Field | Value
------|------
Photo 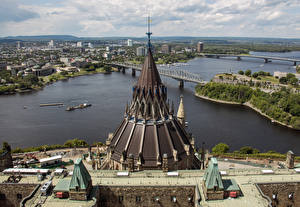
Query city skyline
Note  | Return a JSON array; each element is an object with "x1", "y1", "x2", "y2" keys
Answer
[{"x1": 1, "y1": 0, "x2": 300, "y2": 38}]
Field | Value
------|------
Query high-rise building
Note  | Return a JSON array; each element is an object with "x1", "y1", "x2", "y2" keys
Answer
[
  {"x1": 88, "y1": 42, "x2": 93, "y2": 48},
  {"x1": 127, "y1": 39, "x2": 133, "y2": 47},
  {"x1": 161, "y1": 44, "x2": 171, "y2": 54},
  {"x1": 49, "y1": 40, "x2": 54, "y2": 48},
  {"x1": 197, "y1": 42, "x2": 204, "y2": 53},
  {"x1": 136, "y1": 46, "x2": 146, "y2": 56},
  {"x1": 17, "y1": 41, "x2": 21, "y2": 50}
]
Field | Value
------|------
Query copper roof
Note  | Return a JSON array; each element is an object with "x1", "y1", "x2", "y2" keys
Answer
[{"x1": 136, "y1": 48, "x2": 162, "y2": 92}]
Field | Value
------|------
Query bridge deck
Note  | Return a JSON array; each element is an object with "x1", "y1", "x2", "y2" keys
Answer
[
  {"x1": 205, "y1": 54, "x2": 300, "y2": 62},
  {"x1": 110, "y1": 62, "x2": 206, "y2": 84}
]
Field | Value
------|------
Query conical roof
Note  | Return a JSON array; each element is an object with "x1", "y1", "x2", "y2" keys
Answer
[
  {"x1": 177, "y1": 95, "x2": 185, "y2": 119},
  {"x1": 137, "y1": 48, "x2": 162, "y2": 92},
  {"x1": 106, "y1": 28, "x2": 200, "y2": 170}
]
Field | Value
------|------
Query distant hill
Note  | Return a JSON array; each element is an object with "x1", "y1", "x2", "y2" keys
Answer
[
  {"x1": 1, "y1": 35, "x2": 80, "y2": 41},
  {"x1": 0, "y1": 35, "x2": 300, "y2": 44}
]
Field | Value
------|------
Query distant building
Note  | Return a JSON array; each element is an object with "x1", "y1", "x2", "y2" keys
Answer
[
  {"x1": 7, "y1": 65, "x2": 26, "y2": 76},
  {"x1": 136, "y1": 46, "x2": 146, "y2": 56},
  {"x1": 88, "y1": 42, "x2": 93, "y2": 48},
  {"x1": 161, "y1": 44, "x2": 171, "y2": 54},
  {"x1": 77, "y1": 42, "x2": 82, "y2": 48},
  {"x1": 274, "y1": 71, "x2": 287, "y2": 79},
  {"x1": 106, "y1": 46, "x2": 111, "y2": 52},
  {"x1": 197, "y1": 42, "x2": 204, "y2": 53},
  {"x1": 32, "y1": 65, "x2": 55, "y2": 76},
  {"x1": 103, "y1": 52, "x2": 112, "y2": 60},
  {"x1": 16, "y1": 41, "x2": 21, "y2": 50},
  {"x1": 49, "y1": 40, "x2": 54, "y2": 48},
  {"x1": 127, "y1": 39, "x2": 133, "y2": 47}
]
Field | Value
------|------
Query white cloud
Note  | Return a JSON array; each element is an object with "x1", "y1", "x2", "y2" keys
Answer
[{"x1": 0, "y1": 0, "x2": 300, "y2": 38}]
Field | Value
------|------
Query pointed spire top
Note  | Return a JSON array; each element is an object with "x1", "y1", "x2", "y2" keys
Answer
[
  {"x1": 136, "y1": 16, "x2": 162, "y2": 92},
  {"x1": 146, "y1": 15, "x2": 152, "y2": 49}
]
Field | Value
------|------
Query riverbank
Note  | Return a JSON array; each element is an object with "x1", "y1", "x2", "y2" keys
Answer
[
  {"x1": 0, "y1": 68, "x2": 109, "y2": 96},
  {"x1": 195, "y1": 93, "x2": 296, "y2": 130}
]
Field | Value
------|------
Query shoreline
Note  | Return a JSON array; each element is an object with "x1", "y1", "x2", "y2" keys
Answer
[
  {"x1": 194, "y1": 93, "x2": 297, "y2": 130},
  {"x1": 0, "y1": 69, "x2": 109, "y2": 96}
]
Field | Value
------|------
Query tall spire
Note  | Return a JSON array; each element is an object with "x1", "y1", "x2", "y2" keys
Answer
[
  {"x1": 177, "y1": 95, "x2": 185, "y2": 126},
  {"x1": 146, "y1": 15, "x2": 152, "y2": 49},
  {"x1": 135, "y1": 15, "x2": 162, "y2": 94}
]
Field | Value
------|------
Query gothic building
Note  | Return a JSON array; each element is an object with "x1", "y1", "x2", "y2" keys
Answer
[{"x1": 104, "y1": 30, "x2": 201, "y2": 171}]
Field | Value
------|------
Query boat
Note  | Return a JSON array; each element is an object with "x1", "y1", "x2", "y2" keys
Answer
[
  {"x1": 66, "y1": 106, "x2": 75, "y2": 111},
  {"x1": 66, "y1": 103, "x2": 92, "y2": 111},
  {"x1": 40, "y1": 103, "x2": 64, "y2": 107}
]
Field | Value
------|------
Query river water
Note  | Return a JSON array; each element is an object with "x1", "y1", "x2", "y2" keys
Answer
[{"x1": 0, "y1": 51, "x2": 299, "y2": 153}]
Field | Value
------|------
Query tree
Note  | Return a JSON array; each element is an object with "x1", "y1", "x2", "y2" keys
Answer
[
  {"x1": 245, "y1": 70, "x2": 252, "y2": 77},
  {"x1": 212, "y1": 143, "x2": 229, "y2": 154},
  {"x1": 286, "y1": 73, "x2": 296, "y2": 80},
  {"x1": 252, "y1": 72, "x2": 258, "y2": 78},
  {"x1": 2, "y1": 142, "x2": 11, "y2": 152},
  {"x1": 279, "y1": 77, "x2": 287, "y2": 84},
  {"x1": 238, "y1": 70, "x2": 244, "y2": 75},
  {"x1": 288, "y1": 77, "x2": 298, "y2": 86},
  {"x1": 239, "y1": 146, "x2": 255, "y2": 154},
  {"x1": 104, "y1": 65, "x2": 111, "y2": 73},
  {"x1": 60, "y1": 71, "x2": 68, "y2": 76}
]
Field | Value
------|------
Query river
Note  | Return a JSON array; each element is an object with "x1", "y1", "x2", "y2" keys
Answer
[{"x1": 0, "y1": 51, "x2": 299, "y2": 153}]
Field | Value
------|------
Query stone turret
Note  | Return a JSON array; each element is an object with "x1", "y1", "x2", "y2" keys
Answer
[{"x1": 177, "y1": 95, "x2": 185, "y2": 127}]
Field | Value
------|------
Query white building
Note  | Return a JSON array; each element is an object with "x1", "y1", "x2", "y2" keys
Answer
[
  {"x1": 49, "y1": 40, "x2": 54, "y2": 48},
  {"x1": 39, "y1": 155, "x2": 62, "y2": 167},
  {"x1": 88, "y1": 42, "x2": 93, "y2": 48},
  {"x1": 127, "y1": 39, "x2": 133, "y2": 47},
  {"x1": 77, "y1": 42, "x2": 82, "y2": 47},
  {"x1": 106, "y1": 46, "x2": 112, "y2": 52},
  {"x1": 136, "y1": 46, "x2": 146, "y2": 56}
]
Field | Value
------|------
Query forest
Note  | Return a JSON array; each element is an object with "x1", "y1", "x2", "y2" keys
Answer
[{"x1": 195, "y1": 82, "x2": 300, "y2": 129}]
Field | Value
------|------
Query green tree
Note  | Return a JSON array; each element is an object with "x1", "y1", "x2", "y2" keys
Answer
[
  {"x1": 212, "y1": 143, "x2": 229, "y2": 154},
  {"x1": 60, "y1": 71, "x2": 68, "y2": 76},
  {"x1": 252, "y1": 72, "x2": 258, "y2": 78},
  {"x1": 245, "y1": 70, "x2": 252, "y2": 77},
  {"x1": 2, "y1": 142, "x2": 11, "y2": 152},
  {"x1": 288, "y1": 77, "x2": 298, "y2": 86},
  {"x1": 279, "y1": 77, "x2": 287, "y2": 84},
  {"x1": 238, "y1": 70, "x2": 244, "y2": 75},
  {"x1": 239, "y1": 146, "x2": 259, "y2": 154}
]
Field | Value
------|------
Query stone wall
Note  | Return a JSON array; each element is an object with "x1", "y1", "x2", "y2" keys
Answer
[
  {"x1": 98, "y1": 185, "x2": 195, "y2": 207},
  {"x1": 0, "y1": 183, "x2": 38, "y2": 207},
  {"x1": 257, "y1": 182, "x2": 300, "y2": 207}
]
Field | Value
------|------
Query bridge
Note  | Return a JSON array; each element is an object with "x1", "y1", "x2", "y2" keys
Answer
[
  {"x1": 204, "y1": 54, "x2": 300, "y2": 65},
  {"x1": 109, "y1": 62, "x2": 206, "y2": 88}
]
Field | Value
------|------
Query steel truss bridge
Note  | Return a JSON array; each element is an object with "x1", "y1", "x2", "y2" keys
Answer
[{"x1": 109, "y1": 62, "x2": 207, "y2": 86}]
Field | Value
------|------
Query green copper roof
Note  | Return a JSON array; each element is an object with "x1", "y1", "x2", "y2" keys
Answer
[
  {"x1": 222, "y1": 179, "x2": 240, "y2": 191},
  {"x1": 69, "y1": 158, "x2": 91, "y2": 190},
  {"x1": 53, "y1": 178, "x2": 71, "y2": 192},
  {"x1": 203, "y1": 158, "x2": 224, "y2": 190}
]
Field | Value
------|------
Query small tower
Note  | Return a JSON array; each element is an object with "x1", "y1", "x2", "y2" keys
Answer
[
  {"x1": 177, "y1": 95, "x2": 185, "y2": 126},
  {"x1": 286, "y1": 150, "x2": 295, "y2": 169}
]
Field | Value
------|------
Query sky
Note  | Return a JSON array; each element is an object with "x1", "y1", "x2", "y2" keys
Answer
[{"x1": 0, "y1": 0, "x2": 300, "y2": 38}]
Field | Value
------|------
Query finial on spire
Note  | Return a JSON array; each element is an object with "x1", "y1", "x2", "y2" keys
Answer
[{"x1": 146, "y1": 15, "x2": 152, "y2": 49}]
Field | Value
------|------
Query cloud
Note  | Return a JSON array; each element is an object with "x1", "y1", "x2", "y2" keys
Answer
[
  {"x1": 0, "y1": 0, "x2": 39, "y2": 23},
  {"x1": 0, "y1": 0, "x2": 300, "y2": 38}
]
